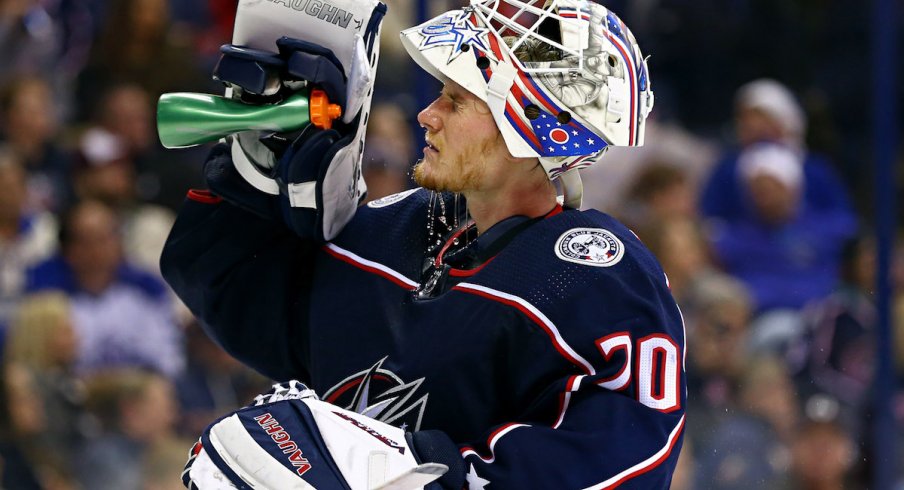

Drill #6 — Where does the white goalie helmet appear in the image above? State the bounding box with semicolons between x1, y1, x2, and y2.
400;0;654;207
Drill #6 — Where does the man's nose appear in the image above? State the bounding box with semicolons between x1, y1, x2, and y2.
417;99;443;132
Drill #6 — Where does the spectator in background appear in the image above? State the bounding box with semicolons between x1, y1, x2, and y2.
175;321;268;436
0;0;57;86
142;436;198;490
26;200;184;377
0;0;93;120
670;437;697;490
77;369;180;489
0;360;44;489
617;165;708;304
683;273;753;449
786;234;877;438
0;75;72;212
696;356;799;490
619;162;696;231
579;115;719;215
700;78;854;224
2;291;84;487
73;127;175;275
93;83;205;211
637;217;711;305
0;148;57;337
74;0;212;123
789;420;856;490
707;143;856;323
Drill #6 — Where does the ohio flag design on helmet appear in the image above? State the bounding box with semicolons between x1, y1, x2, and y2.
401;0;654;207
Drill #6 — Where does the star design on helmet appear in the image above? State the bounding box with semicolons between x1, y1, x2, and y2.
418;12;490;62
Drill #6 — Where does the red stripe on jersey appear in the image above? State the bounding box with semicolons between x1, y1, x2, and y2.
460;423;530;462
552;375;581;428
323;245;417;290
452;285;593;375
448;257;495;277
595;416;685;489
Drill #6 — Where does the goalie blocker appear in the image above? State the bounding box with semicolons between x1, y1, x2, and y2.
200;0;386;242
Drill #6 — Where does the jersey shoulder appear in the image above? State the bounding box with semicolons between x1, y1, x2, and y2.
479;208;668;293
329;188;436;279
470;208;682;342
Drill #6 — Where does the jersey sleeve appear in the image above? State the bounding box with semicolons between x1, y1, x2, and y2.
160;191;317;381
455;374;685;489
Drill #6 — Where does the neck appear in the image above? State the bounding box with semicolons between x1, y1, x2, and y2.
0;215;19;241
464;176;558;235
76;270;115;295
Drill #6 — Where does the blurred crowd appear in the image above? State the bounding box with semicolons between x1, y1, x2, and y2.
0;0;901;489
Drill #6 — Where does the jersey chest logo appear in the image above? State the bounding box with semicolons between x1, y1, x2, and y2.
555;227;625;267
323;357;429;432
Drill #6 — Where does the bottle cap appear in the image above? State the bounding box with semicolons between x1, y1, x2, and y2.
309;89;342;129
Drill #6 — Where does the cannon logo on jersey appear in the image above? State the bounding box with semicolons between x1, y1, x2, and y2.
366;188;419;208
555;227;624;267
323;357;429;431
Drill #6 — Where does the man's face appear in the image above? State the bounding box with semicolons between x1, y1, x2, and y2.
64;202;122;278
747;174;799;225
413;81;509;193
0;162;26;222
76;162;135;206
735;106;785;147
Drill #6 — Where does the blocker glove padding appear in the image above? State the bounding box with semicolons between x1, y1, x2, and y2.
209;0;386;241
181;381;465;490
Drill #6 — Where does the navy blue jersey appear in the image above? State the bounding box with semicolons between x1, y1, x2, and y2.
162;188;686;489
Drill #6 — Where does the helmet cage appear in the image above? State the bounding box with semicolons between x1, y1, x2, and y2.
400;0;653;207
471;0;588;76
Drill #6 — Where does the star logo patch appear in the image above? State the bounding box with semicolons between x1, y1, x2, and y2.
418;12;491;62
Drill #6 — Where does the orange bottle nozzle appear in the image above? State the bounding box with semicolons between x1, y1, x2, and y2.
309;88;342;129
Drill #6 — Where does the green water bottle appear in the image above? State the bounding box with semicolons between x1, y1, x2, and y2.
156;88;341;149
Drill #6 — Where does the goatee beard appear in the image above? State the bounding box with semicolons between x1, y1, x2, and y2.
413;159;458;192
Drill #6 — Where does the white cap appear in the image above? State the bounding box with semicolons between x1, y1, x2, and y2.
735;78;806;143
738;142;803;190
79;128;127;167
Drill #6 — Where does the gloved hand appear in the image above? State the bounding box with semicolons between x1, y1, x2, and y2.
204;0;386;241
181;381;465;490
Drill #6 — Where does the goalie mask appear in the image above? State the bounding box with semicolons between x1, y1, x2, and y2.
400;0;654;207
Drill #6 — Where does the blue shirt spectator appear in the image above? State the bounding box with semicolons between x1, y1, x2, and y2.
700;79;855;225
701;150;853;223
707;143;856;313
26;200;183;377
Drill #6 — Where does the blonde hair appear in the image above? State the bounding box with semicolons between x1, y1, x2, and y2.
3;291;72;369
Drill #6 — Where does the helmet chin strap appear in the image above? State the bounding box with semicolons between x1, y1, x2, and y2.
558;169;583;209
